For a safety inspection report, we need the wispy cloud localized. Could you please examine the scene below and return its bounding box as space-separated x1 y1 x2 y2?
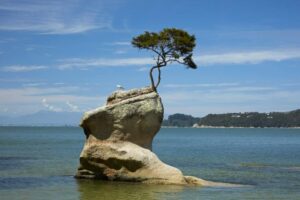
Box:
58 57 153 69
22 83 45 87
66 101 80 112
0 0 113 34
138 67 149 72
160 87 300 116
0 78 33 83
0 86 104 115
224 86 276 92
163 83 240 88
25 86 80 96
54 82 65 86
109 42 131 46
195 49 300 66
114 50 128 54
42 98 62 112
57 49 300 70
2 65 48 72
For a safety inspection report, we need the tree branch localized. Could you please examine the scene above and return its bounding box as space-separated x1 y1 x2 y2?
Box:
150 47 163 57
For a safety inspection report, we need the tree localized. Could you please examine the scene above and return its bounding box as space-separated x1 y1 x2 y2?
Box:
132 28 197 92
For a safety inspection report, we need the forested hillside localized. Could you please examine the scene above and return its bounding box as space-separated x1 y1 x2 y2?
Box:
198 109 300 128
163 109 300 128
162 113 200 127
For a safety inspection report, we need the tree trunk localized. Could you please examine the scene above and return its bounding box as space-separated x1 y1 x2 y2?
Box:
150 63 166 92
149 66 157 92
155 67 161 88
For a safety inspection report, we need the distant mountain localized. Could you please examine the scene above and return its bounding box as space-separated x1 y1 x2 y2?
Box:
163 109 300 128
0 111 82 126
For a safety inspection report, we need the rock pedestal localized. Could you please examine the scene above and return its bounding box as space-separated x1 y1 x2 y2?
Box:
75 87 222 186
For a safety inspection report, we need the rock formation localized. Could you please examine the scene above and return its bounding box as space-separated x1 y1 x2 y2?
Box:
75 87 233 186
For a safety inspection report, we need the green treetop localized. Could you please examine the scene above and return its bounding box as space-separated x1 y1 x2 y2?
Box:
132 28 197 92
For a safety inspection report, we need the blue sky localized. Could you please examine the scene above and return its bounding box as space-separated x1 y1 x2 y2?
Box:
0 0 300 117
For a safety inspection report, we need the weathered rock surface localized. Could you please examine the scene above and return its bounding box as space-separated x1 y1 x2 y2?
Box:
80 87 162 150
76 140 188 184
76 87 236 186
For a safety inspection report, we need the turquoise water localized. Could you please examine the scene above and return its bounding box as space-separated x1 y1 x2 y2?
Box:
0 127 300 200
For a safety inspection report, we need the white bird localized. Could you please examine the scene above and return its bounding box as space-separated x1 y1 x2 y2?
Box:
116 84 124 91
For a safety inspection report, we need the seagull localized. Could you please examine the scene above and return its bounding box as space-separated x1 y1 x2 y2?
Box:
116 84 125 91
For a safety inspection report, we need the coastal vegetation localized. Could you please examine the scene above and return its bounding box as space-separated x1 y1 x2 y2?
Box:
163 109 300 128
163 113 200 127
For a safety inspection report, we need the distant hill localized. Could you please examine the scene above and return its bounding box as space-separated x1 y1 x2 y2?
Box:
163 113 200 127
163 109 300 128
198 109 300 128
0 111 82 126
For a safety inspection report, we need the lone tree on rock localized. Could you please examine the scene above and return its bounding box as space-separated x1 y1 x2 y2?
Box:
132 28 197 92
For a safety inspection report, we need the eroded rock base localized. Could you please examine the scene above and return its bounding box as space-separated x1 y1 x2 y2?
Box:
76 140 187 185
76 87 241 186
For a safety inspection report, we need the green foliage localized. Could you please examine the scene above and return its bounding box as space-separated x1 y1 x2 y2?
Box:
132 28 197 90
163 113 200 127
132 28 196 68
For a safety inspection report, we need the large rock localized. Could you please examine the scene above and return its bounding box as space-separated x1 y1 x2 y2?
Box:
76 140 188 184
80 87 162 150
75 87 233 186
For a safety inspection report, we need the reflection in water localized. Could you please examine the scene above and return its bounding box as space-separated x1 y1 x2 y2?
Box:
0 176 73 190
76 179 185 200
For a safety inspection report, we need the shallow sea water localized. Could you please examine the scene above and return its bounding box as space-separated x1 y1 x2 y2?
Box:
0 127 300 200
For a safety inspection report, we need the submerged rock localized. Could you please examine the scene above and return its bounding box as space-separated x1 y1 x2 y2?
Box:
75 87 229 186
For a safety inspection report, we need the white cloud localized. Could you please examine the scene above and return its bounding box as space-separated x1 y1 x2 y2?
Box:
26 86 80 96
0 86 81 102
115 50 127 54
224 86 276 92
0 86 104 115
22 83 45 87
2 65 47 72
0 83 298 117
42 98 62 112
163 83 240 88
0 78 32 83
282 83 300 87
54 82 65 86
57 49 300 70
109 42 131 46
66 101 80 112
194 49 300 66
160 88 300 116
138 67 149 72
0 0 113 34
58 57 153 69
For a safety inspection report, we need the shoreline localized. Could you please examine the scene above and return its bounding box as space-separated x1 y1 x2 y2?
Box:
0 125 299 129
162 126 300 129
